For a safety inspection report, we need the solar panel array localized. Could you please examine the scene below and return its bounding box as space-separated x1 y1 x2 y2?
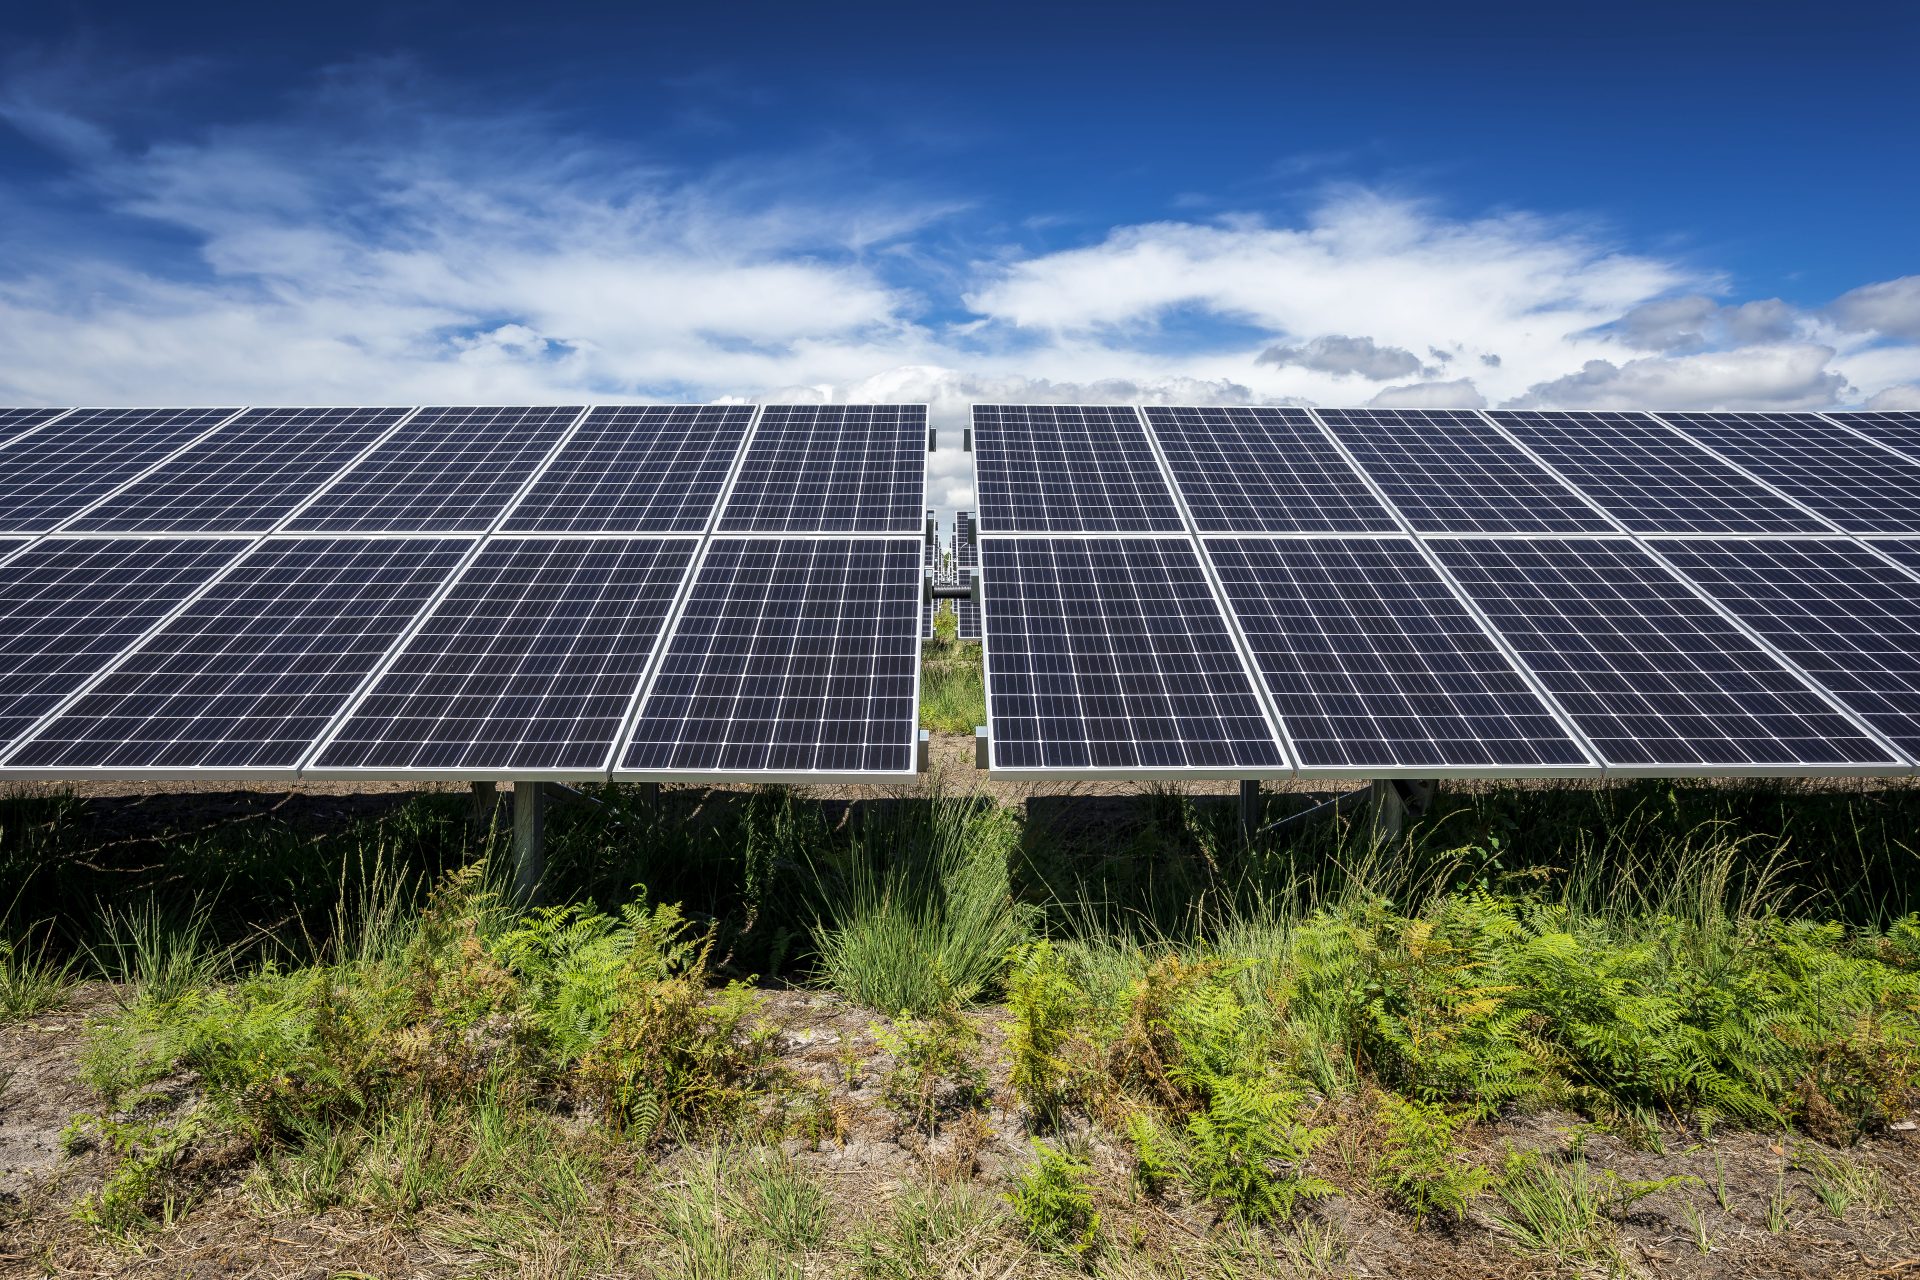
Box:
972 403 1920 778
0 403 925 781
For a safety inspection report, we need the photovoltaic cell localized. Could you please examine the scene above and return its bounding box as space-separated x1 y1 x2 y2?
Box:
955 598 981 641
0 407 240 533
0 408 72 445
501 405 755 534
619 538 920 775
1825 411 1920 465
1651 539 1920 760
982 538 1283 772
71 407 411 534
287 406 580 533
0 538 251 750
1489 410 1826 535
7 538 470 772
1656 411 1920 535
312 538 696 773
1145 406 1398 533
1873 541 1920 579
972 405 1183 533
1428 538 1896 770
716 405 925 533
1208 538 1590 771
1317 408 1615 535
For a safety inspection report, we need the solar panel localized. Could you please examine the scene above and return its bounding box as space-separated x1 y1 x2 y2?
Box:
5 538 470 773
309 538 697 775
1207 538 1592 772
981 537 1284 773
69 407 411 534
1655 412 1920 535
1428 538 1899 771
618 538 921 776
955 598 981 642
1488 410 1828 535
956 512 979 569
500 405 754 534
972 405 1184 533
0 407 240 534
716 405 926 533
1873 540 1920 578
1316 408 1616 535
286 406 581 533
0 408 72 446
1824 411 1920 465
0 538 251 750
923 599 938 641
1650 539 1920 761
1145 406 1399 533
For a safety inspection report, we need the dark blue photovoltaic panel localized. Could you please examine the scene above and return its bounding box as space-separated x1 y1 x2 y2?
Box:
981 538 1283 772
1428 538 1896 770
71 407 410 534
716 405 925 533
972 405 1183 534
954 511 980 640
1652 539 1920 760
6 539 469 771
0 407 240 533
1825 411 1920 465
287 406 580 533
619 539 920 775
1874 540 1920 579
1208 538 1590 771
312 538 696 773
1145 406 1398 533
1489 410 1826 535
501 405 754 534
1317 407 1615 535
0 408 72 446
0 538 252 750
1656 411 1920 535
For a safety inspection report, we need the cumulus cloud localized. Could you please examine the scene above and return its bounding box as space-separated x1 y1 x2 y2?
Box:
1612 295 1718 351
1867 384 1920 411
1256 334 1426 380
1830 275 1920 340
1366 378 1487 409
1723 298 1800 344
1509 344 1848 410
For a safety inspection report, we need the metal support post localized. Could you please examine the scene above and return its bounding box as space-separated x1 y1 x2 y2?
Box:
641 782 660 818
1367 779 1436 847
468 780 500 841
512 780 546 904
1239 779 1261 847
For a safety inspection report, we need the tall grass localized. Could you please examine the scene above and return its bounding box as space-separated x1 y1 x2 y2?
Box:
920 634 985 734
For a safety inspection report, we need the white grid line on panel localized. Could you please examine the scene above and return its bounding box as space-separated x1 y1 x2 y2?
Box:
1650 411 1920 535
1144 405 1399 534
970 404 1185 534
0 408 250 537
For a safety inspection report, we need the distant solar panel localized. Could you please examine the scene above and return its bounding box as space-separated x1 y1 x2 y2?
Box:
0 538 251 750
70 407 411 534
0 407 240 534
717 405 926 533
955 598 981 642
1317 408 1615 535
1656 411 1920 535
1145 406 1399 533
310 538 696 774
618 538 921 776
981 538 1284 773
972 405 1183 533
923 599 938 641
287 406 581 533
0 408 72 446
1651 539 1920 760
1428 538 1898 771
1824 410 1920 464
1489 410 1827 535
6 538 470 772
500 405 754 534
956 512 978 568
1208 538 1592 772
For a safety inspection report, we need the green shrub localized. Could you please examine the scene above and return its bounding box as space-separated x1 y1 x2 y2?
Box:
1184 1076 1334 1222
1005 939 1085 1126
1006 1141 1099 1259
1373 1093 1489 1224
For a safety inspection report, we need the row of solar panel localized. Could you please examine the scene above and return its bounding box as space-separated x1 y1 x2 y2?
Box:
972 405 1920 778
973 405 1920 536
0 405 929 780
922 511 981 641
0 404 927 535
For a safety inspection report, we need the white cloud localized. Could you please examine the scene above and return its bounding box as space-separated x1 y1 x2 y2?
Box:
1611 295 1717 351
1509 344 1848 410
1867 384 1920 411
1366 378 1487 409
1830 275 1920 340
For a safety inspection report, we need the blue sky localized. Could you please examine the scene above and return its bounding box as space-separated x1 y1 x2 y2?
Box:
2 0 1917 510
